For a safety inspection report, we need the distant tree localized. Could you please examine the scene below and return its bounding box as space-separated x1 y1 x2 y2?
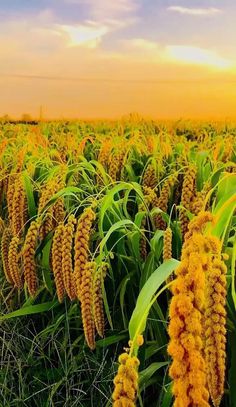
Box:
0 114 11 122
21 113 32 122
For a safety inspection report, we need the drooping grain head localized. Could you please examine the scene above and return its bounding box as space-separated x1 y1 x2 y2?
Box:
12 175 28 236
62 214 77 301
74 206 96 299
51 222 66 303
142 162 157 190
8 236 23 289
1 227 13 284
179 165 197 239
153 174 177 230
204 237 227 407
92 263 107 337
112 352 140 407
80 261 96 350
163 227 172 262
168 213 212 407
23 219 41 297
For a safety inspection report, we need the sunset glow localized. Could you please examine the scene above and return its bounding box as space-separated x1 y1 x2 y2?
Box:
0 0 236 119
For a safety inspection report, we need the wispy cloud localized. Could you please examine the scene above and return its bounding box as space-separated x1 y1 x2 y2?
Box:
121 39 234 70
56 0 140 48
165 46 232 69
55 22 109 48
167 6 222 16
122 38 159 51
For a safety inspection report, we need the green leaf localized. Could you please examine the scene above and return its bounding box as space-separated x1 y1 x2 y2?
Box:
0 301 58 320
96 333 127 347
129 259 179 347
102 279 113 330
139 362 168 392
150 230 164 260
231 236 236 311
161 383 173 407
41 239 54 295
119 275 131 329
99 182 142 234
41 186 83 213
23 172 37 219
98 219 136 256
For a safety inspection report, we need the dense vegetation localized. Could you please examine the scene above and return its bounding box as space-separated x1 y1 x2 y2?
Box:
0 120 235 407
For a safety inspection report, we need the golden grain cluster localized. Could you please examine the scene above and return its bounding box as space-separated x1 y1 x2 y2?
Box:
168 212 227 407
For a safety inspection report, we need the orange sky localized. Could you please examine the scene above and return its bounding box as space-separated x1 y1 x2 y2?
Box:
0 0 236 119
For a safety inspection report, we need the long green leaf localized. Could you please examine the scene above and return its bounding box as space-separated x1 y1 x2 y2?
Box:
0 301 58 320
139 362 168 391
129 259 179 342
23 172 37 218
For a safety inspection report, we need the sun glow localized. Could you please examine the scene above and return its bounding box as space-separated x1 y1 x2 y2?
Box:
165 46 233 70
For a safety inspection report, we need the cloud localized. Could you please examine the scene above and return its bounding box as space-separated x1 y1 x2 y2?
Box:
122 38 159 51
0 14 113 53
167 6 222 16
49 0 139 49
0 17 64 57
121 39 234 71
55 22 109 47
164 46 232 69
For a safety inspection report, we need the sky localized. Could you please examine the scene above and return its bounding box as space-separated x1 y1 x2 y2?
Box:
0 0 236 119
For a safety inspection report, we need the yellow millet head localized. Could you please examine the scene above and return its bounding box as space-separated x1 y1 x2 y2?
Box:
92 263 107 338
80 261 96 350
11 175 27 236
136 334 144 347
118 353 130 365
190 180 211 216
163 227 172 262
142 162 157 189
8 236 23 289
62 214 77 301
139 216 147 260
98 138 112 168
168 217 211 407
179 165 197 239
74 206 96 299
187 211 213 237
204 241 227 407
6 175 15 229
112 350 140 407
23 219 40 297
38 178 58 214
53 198 65 224
51 222 65 303
153 175 176 231
1 227 13 284
0 217 5 235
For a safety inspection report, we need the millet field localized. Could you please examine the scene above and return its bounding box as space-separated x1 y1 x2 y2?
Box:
0 119 235 407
